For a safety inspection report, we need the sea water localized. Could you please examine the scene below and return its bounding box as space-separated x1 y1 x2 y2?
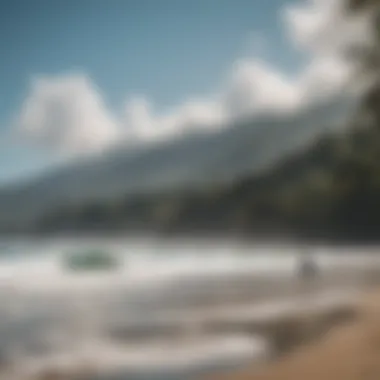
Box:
0 236 379 379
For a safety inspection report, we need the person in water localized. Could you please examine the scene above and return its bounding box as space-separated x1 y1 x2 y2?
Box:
298 253 319 281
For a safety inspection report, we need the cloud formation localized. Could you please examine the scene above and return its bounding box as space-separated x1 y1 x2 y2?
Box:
16 74 119 157
14 0 370 157
285 0 370 56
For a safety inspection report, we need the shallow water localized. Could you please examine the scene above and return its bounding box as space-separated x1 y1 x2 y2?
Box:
0 237 379 379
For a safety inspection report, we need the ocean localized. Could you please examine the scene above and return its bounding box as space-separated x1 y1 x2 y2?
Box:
0 236 378 379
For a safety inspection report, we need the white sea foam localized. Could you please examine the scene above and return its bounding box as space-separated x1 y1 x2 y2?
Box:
0 238 378 377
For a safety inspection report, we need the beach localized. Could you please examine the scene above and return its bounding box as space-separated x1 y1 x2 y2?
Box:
0 238 379 379
209 288 380 380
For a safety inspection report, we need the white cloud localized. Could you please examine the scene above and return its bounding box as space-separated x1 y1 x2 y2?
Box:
298 55 352 102
15 0 370 157
284 0 372 97
124 97 155 140
16 74 119 157
284 0 370 56
223 59 301 118
285 0 344 54
124 95 225 142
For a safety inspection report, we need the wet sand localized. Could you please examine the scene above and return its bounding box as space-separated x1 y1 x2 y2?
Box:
208 288 380 380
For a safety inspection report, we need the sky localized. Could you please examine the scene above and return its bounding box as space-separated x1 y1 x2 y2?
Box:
0 0 370 185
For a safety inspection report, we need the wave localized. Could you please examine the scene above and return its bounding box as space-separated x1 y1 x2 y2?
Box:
0 238 379 378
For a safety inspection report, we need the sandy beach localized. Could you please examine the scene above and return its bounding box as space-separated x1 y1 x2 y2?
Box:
209 287 380 380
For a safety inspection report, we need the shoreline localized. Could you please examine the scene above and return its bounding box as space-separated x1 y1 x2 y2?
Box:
2 232 380 250
208 287 380 380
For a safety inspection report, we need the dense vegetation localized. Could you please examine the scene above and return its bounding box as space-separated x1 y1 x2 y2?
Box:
33 118 380 242
33 0 380 242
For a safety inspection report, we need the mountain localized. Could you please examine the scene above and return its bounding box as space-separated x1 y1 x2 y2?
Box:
0 99 351 230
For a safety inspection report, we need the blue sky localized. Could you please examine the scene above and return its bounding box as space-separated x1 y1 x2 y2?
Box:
0 0 356 185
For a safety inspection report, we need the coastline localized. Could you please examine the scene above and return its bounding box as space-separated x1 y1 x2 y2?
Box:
2 230 380 249
208 288 380 380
